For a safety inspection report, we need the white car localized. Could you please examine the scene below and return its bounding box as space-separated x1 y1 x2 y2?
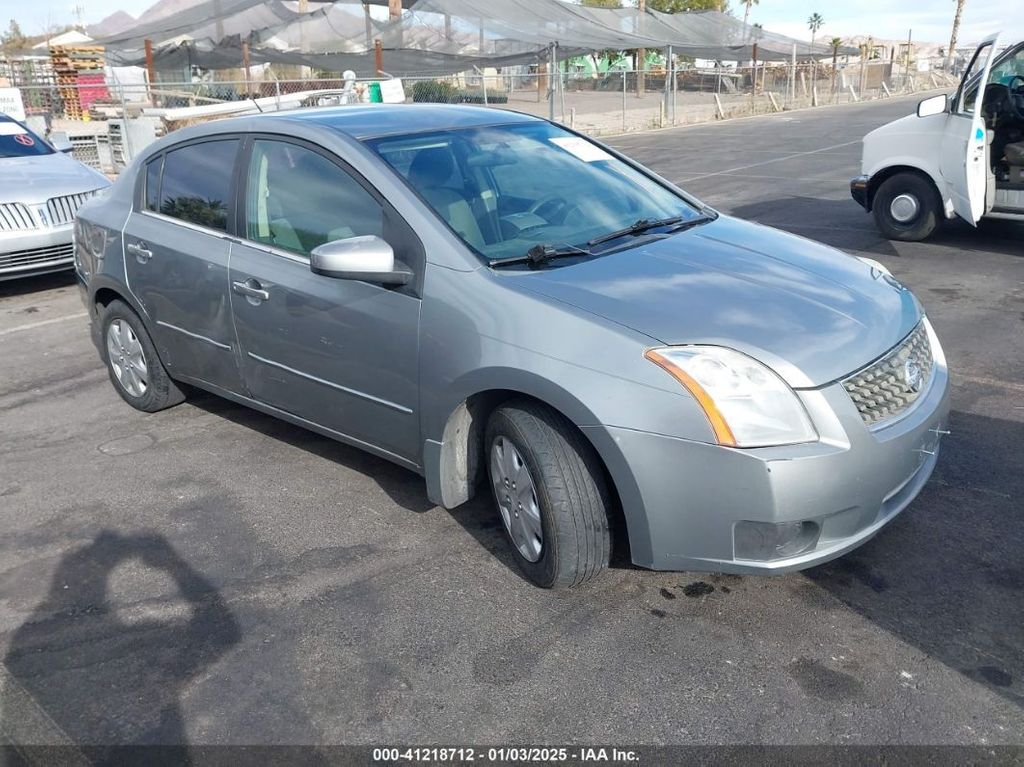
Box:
0 115 110 281
851 34 1024 240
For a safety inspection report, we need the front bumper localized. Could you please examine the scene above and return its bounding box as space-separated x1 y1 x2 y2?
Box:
850 174 870 210
584 355 950 574
0 225 75 282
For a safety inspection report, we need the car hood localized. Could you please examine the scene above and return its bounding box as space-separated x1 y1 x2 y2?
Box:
0 152 109 204
513 215 923 388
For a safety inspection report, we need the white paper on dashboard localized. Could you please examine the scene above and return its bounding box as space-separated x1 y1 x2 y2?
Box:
549 136 613 162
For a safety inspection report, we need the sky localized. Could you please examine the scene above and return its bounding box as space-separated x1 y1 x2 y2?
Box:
0 0 1019 46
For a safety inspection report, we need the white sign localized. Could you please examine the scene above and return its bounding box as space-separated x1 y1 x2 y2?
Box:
0 88 26 122
379 78 406 104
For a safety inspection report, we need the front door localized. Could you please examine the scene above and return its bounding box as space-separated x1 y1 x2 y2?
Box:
228 137 422 465
123 137 245 393
940 34 1000 225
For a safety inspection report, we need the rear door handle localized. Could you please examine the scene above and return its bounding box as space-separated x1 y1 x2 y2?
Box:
126 241 153 263
232 279 270 302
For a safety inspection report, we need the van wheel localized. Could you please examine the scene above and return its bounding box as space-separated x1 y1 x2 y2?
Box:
485 400 611 589
100 300 185 412
872 172 941 241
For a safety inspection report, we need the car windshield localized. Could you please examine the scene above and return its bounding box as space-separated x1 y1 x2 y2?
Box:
365 121 705 261
0 121 54 159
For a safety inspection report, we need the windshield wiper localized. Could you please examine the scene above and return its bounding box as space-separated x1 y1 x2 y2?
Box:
587 216 684 247
587 213 717 247
489 242 592 269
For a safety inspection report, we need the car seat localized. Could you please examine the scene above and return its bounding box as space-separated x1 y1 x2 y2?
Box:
407 148 485 249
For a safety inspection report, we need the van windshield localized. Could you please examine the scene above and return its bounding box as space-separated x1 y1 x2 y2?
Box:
0 121 54 159
365 122 704 261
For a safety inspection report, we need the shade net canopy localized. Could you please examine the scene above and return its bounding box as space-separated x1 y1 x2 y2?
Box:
101 0 855 73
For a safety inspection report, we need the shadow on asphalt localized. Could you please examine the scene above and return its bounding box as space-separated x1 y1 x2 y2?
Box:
0 270 76 299
2 531 240 757
729 196 1024 259
806 409 1024 710
188 390 637 588
187 391 436 514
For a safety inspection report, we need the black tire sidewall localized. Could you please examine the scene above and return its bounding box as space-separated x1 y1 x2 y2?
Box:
873 173 940 241
485 412 560 588
100 301 178 412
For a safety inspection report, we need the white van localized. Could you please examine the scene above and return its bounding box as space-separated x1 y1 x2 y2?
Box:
851 34 1024 240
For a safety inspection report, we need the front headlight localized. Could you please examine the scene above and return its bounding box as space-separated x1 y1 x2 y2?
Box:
645 346 817 448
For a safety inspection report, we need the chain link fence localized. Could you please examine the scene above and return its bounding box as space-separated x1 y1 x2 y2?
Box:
9 58 957 176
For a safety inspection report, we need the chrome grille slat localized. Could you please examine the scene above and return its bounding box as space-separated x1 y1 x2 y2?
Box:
0 242 75 269
46 192 90 226
0 203 35 232
842 323 934 427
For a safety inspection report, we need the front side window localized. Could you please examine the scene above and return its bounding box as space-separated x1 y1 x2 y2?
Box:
365 122 704 261
159 140 238 231
244 139 383 258
959 41 997 114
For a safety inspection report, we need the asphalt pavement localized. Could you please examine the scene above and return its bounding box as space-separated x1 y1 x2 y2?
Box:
1 93 1022 750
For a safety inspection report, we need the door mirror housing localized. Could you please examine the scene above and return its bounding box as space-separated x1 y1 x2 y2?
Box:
917 93 949 118
49 131 74 153
310 235 412 286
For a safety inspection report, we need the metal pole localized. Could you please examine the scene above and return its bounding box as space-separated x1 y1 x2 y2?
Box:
622 63 627 133
559 50 566 122
118 83 134 165
672 49 677 122
790 43 797 105
549 42 556 122
664 45 671 123
144 38 156 106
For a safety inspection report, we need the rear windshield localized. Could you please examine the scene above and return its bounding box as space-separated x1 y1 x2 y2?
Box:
0 121 54 158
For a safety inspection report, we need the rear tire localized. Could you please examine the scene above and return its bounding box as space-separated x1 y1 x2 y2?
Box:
485 400 612 589
872 172 941 242
100 300 185 413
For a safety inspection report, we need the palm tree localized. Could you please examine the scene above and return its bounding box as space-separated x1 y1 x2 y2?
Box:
807 12 824 49
741 0 759 29
947 0 966 71
807 13 824 99
830 36 843 96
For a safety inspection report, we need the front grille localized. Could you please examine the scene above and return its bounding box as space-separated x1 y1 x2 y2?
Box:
0 242 75 270
0 202 36 232
842 322 934 427
46 192 93 226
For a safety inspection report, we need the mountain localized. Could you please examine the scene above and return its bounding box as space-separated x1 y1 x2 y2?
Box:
87 11 136 38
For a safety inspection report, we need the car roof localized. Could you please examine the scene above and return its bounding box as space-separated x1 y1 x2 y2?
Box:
263 103 542 139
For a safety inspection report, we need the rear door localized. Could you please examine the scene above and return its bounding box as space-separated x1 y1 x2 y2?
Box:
123 138 245 393
227 136 422 465
940 34 1000 224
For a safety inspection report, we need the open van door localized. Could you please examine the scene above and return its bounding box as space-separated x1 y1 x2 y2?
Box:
940 34 1000 225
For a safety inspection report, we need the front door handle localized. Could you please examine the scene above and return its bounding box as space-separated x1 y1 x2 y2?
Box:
232 279 270 302
126 241 153 263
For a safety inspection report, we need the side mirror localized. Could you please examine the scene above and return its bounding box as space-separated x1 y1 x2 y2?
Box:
49 131 74 153
917 94 948 118
310 235 412 286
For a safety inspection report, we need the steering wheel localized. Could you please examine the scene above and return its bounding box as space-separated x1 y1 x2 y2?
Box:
1007 75 1024 120
527 194 581 224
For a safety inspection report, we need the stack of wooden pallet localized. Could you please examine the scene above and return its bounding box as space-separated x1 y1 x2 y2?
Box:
50 45 106 120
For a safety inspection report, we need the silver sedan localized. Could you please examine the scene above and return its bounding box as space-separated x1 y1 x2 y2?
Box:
74 105 950 589
0 115 110 281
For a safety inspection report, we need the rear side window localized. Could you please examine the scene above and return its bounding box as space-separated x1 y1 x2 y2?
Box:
144 156 162 212
159 139 238 231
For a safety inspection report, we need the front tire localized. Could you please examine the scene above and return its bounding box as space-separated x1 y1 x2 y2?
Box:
100 300 185 412
872 172 941 242
485 400 612 589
